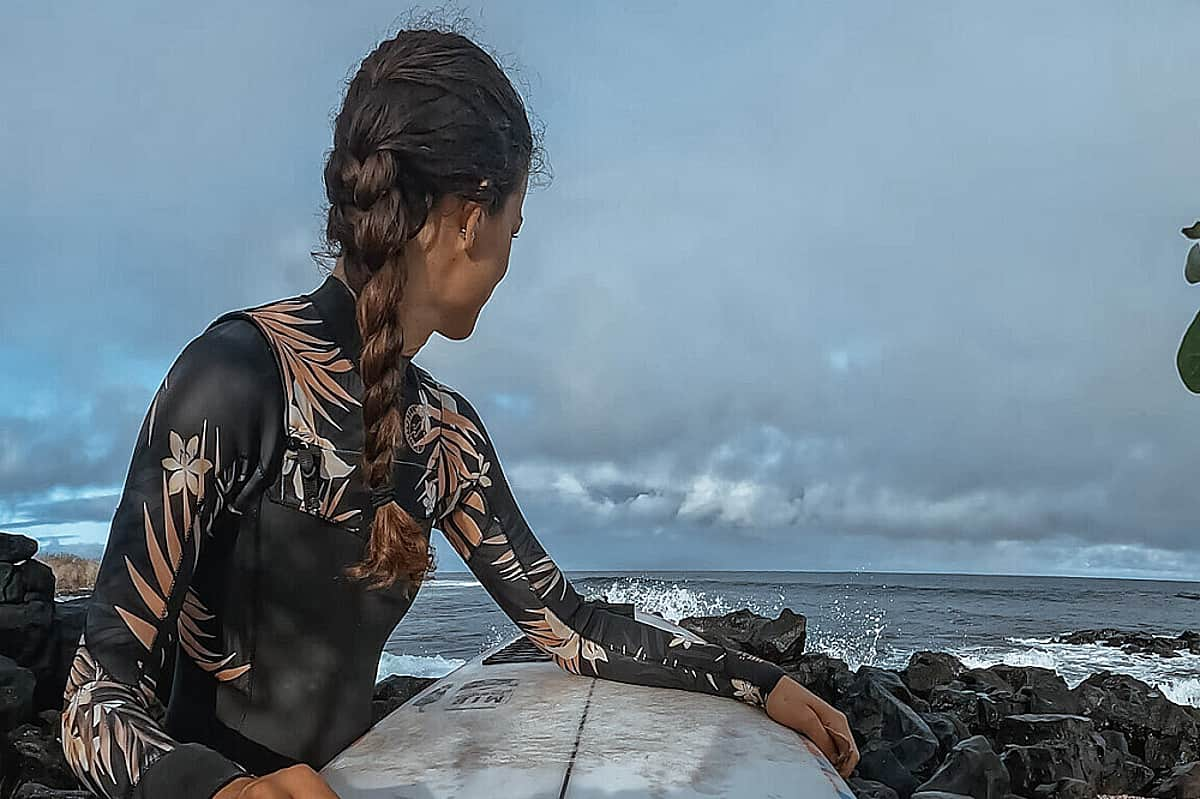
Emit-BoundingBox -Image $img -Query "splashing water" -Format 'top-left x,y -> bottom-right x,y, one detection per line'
584,574 -> 783,621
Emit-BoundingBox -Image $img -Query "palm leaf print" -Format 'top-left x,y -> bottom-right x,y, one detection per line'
407,380 -> 488,519
516,606 -> 609,676
115,423 -> 213,653
62,643 -> 179,794
178,588 -> 252,682
441,501 -> 484,560
245,301 -> 358,434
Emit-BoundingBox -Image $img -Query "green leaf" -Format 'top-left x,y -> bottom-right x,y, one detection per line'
1188,243 -> 1200,284
1178,310 -> 1200,392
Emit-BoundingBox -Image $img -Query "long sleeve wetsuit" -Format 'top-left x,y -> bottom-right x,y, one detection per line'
61,275 -> 787,799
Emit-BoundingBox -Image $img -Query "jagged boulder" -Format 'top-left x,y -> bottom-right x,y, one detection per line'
678,607 -> 809,664
911,734 -> 1011,799
3,720 -> 79,792
849,776 -> 901,799
0,534 -> 38,565
1071,671 -> 1200,771
1094,729 -> 1155,797
1052,628 -> 1200,658
678,608 -> 766,652
902,652 -> 966,697
986,665 -> 1081,715
370,674 -> 439,727
994,713 -> 1103,794
843,667 -> 941,789
749,607 -> 807,663
1149,760 -> 1200,798
919,710 -> 970,760
12,785 -> 91,799
0,655 -> 36,732
786,652 -> 856,705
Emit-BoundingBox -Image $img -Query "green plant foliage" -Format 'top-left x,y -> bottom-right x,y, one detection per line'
1187,243 -> 1200,284
1178,310 -> 1200,392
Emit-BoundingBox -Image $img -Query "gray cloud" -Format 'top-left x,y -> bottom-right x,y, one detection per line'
3,1 -> 1199,578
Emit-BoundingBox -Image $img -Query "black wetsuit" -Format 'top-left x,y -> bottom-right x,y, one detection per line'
60,275 -> 787,799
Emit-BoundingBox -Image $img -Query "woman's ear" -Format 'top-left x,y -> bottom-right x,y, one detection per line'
458,201 -> 485,250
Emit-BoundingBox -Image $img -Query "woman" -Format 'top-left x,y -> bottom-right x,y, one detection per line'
60,27 -> 860,799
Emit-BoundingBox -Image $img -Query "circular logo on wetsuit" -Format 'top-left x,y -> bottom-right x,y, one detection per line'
404,403 -> 430,454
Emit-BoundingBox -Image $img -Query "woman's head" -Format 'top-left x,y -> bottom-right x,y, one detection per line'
320,26 -> 541,591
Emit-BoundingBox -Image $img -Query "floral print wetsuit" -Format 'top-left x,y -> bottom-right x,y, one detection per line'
60,275 -> 787,799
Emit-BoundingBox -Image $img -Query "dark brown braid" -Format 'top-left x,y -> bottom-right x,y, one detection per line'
318,25 -> 545,591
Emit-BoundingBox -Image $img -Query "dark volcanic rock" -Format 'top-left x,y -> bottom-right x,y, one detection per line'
987,665 -> 1081,715
919,711 -> 969,759
0,533 -> 38,564
902,651 -> 966,697
857,745 -> 923,798
12,785 -> 91,799
370,674 -> 438,726
678,607 -> 810,664
786,652 -> 855,705
995,713 -> 1095,748
1095,729 -> 1155,797
1149,760 -> 1200,798
0,655 -> 37,731
1052,627 -> 1200,657
1071,670 -> 1200,770
844,667 -> 941,789
748,607 -> 807,663
994,713 -> 1104,794
1030,777 -> 1092,798
0,561 -> 55,604
849,776 -> 901,799
5,720 -> 79,791
42,599 -> 88,714
912,734 -> 1011,799
678,608 -> 765,652
0,601 -> 53,668
928,681 -> 1025,743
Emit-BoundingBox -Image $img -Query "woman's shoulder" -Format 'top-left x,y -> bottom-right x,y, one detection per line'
166,316 -> 281,403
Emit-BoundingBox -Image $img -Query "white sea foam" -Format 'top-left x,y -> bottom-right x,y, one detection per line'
586,575 -> 783,621
950,637 -> 1200,708
376,652 -> 465,681
423,578 -> 482,589
807,596 -> 891,672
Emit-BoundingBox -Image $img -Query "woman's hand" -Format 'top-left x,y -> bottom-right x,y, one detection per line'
764,674 -> 860,779
212,764 -> 341,799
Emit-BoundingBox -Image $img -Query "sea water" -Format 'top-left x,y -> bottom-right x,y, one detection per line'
378,570 -> 1200,709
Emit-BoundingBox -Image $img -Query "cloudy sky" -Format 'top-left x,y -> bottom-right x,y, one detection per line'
3,2 -> 1199,580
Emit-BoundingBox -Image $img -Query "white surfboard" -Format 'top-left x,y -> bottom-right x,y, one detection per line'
322,611 -> 856,798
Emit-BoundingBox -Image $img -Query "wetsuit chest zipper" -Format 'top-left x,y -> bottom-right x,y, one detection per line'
287,436 -> 322,513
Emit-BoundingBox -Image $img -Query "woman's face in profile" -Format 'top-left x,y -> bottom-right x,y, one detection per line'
427,176 -> 527,340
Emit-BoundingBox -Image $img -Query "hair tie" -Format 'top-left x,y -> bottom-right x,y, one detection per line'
370,482 -> 394,509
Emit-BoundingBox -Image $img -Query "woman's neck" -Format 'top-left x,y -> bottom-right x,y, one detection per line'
330,257 -> 428,360
331,258 -> 356,298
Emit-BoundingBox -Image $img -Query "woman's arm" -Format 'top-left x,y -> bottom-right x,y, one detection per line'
426,386 -> 786,709
61,320 -> 281,799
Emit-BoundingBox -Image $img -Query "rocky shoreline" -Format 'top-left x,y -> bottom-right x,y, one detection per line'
672,609 -> 1199,799
1,531 -> 1197,798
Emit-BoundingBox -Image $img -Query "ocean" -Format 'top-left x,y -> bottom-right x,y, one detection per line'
377,570 -> 1200,709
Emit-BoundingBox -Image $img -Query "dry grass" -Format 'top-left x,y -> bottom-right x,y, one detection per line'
42,553 -> 99,594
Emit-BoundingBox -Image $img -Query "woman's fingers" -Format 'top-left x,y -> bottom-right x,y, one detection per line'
764,676 -> 859,779
823,724 -> 860,778
805,718 -> 842,767
764,677 -> 846,769
804,699 -> 859,776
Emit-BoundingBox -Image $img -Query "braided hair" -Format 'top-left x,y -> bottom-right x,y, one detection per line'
320,27 -> 539,591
